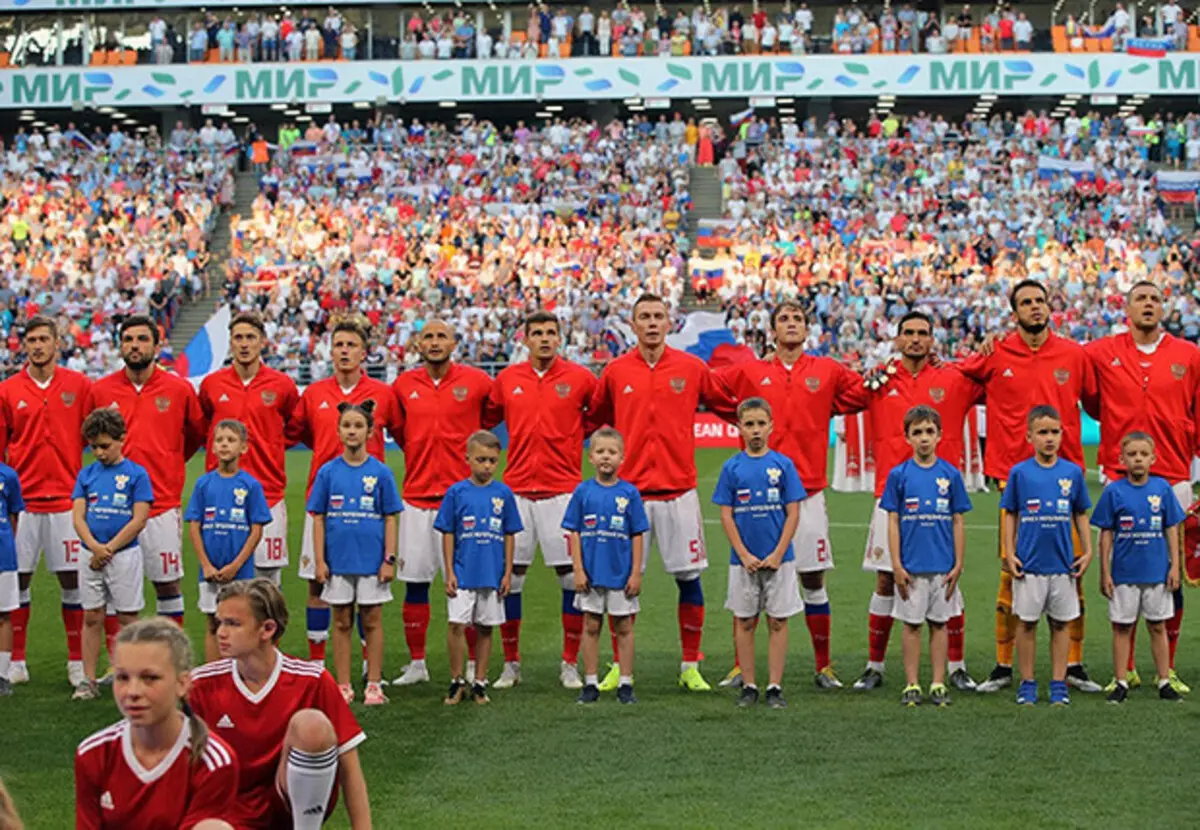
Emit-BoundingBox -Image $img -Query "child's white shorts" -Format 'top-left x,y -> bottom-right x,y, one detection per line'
447,588 -> 505,626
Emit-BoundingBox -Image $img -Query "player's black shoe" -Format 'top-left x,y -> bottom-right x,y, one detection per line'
443,679 -> 467,706
765,687 -> 787,709
852,668 -> 884,691
1160,683 -> 1184,702
948,668 -> 977,692
1107,682 -> 1129,705
737,686 -> 760,708
1066,664 -> 1103,693
975,664 -> 1013,693
471,682 -> 490,705
577,684 -> 600,705
617,684 -> 638,705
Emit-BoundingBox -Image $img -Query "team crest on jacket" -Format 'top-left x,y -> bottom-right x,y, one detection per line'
261,390 -> 278,405
669,377 -> 687,394
1172,364 -> 1187,381
362,476 -> 376,494
1148,495 -> 1162,514
114,475 -> 128,491
155,396 -> 171,412
935,477 -> 950,495
555,383 -> 572,399
452,386 -> 469,402
1058,478 -> 1073,497
233,488 -> 247,506
929,387 -> 945,403
805,377 -> 821,392
615,496 -> 628,514
491,497 -> 504,515
1053,369 -> 1070,386
60,392 -> 76,407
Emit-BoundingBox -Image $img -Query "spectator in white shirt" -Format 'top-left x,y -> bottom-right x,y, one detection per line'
1013,12 -> 1033,49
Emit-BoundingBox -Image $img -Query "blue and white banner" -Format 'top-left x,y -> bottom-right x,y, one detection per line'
1037,155 -> 1096,181
176,305 -> 231,382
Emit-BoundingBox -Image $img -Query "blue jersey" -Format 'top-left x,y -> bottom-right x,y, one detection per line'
999,457 -> 1091,575
184,469 -> 273,581
711,450 -> 806,566
434,479 -> 522,591
71,459 -> 153,552
880,458 -> 972,574
305,456 -> 402,576
562,478 -> 649,590
0,464 -> 25,572
1090,476 -> 1185,585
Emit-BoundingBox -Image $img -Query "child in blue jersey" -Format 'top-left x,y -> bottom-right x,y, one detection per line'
564,427 -> 649,706
435,430 -> 522,706
712,398 -> 805,710
70,408 -> 153,699
307,401 -> 402,707
881,405 -> 972,708
184,419 -> 272,662
0,459 -> 24,697
1091,432 -> 1185,703
1000,405 -> 1093,706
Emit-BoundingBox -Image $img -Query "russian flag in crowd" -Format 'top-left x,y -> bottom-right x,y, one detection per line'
174,305 -> 231,382
69,133 -> 97,153
1083,23 -> 1116,39
1037,155 -> 1095,181
290,140 -> 320,157
666,311 -> 756,368
1127,36 -> 1174,58
695,219 -> 735,250
1155,170 -> 1200,204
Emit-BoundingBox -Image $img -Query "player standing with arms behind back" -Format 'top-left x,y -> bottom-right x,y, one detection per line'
0,316 -> 92,687
590,293 -> 739,692
199,311 -> 300,584
487,311 -> 598,690
87,314 -> 208,629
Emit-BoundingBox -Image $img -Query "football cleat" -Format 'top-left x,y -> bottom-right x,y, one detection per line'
493,662 -> 521,690
1107,682 -> 1129,705
72,679 -> 100,701
853,668 -> 884,691
1127,668 -> 1143,689
363,683 -> 388,706
678,666 -> 712,692
443,679 -> 468,706
67,662 -> 85,688
392,662 -> 430,686
1160,683 -> 1184,702
7,662 -> 28,685
718,666 -> 744,689
1066,665 -> 1102,693
471,682 -> 490,706
976,665 -> 1013,693
559,662 -> 584,690
1168,670 -> 1190,694
765,687 -> 787,709
736,686 -> 760,708
338,684 -> 355,705
815,666 -> 843,689
1015,680 -> 1038,706
577,684 -> 600,704
929,683 -> 952,707
97,667 -> 115,687
617,684 -> 638,705
1049,680 -> 1071,706
948,668 -> 977,692
900,685 -> 922,707
597,663 -> 621,692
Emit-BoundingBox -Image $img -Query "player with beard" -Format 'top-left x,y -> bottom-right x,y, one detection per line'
87,315 -> 207,629
1085,280 -> 1200,693
486,311 -> 598,689
391,320 -> 499,687
956,281 -> 1102,694
0,316 -> 92,687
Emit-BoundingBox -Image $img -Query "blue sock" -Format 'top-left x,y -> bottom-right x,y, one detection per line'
504,592 -> 523,621
677,578 -> 704,606
405,582 -> 430,605
356,612 -> 366,646
562,590 -> 581,616
1175,587 -> 1185,609
306,606 -> 331,636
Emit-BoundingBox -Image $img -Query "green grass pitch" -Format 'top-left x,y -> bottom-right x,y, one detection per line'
5,449 -> 1200,829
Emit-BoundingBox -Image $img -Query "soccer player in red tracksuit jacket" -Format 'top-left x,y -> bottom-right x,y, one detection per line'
485,310 -> 599,691
850,311 -> 984,693
198,312 -> 300,583
955,279 -> 1102,695
283,319 -> 402,664
589,294 -> 738,692
716,301 -> 866,692
390,319 -> 500,687
87,314 -> 208,628
1085,280 -> 1200,692
0,316 -> 92,687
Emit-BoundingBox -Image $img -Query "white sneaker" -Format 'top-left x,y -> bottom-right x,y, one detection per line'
465,662 -> 477,686
8,661 -> 29,685
559,662 -> 584,690
392,661 -> 430,686
67,661 -> 85,688
494,662 -> 521,689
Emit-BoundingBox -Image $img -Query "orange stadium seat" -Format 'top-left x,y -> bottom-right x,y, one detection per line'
1052,25 -> 1067,52
1189,25 -> 1200,50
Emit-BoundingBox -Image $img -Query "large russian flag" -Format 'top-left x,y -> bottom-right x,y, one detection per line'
667,311 -> 756,368
1155,170 -> 1200,204
1127,36 -> 1173,58
1037,155 -> 1095,181
174,305 -> 231,382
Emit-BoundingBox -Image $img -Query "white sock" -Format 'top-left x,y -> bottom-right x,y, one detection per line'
585,674 -> 598,686
868,592 -> 894,617
286,746 -> 339,830
156,595 -> 184,617
410,658 -> 426,669
680,660 -> 698,672
0,652 -> 10,678
948,660 -> 966,674
867,660 -> 886,672
619,675 -> 632,686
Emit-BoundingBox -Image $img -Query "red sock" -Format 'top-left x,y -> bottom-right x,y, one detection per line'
947,613 -> 965,664
678,603 -> 704,663
402,602 -> 430,661
1168,606 -> 1184,669
561,613 -> 583,664
62,605 -> 83,662
500,619 -> 521,663
806,613 -> 832,671
868,613 -> 894,664
11,604 -> 29,662
104,614 -> 121,658
308,638 -> 326,662
1128,625 -> 1138,672
465,625 -> 477,662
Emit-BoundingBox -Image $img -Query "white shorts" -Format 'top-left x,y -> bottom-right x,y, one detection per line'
397,503 -> 444,583
254,500 -> 289,570
16,510 -> 82,574
862,500 -> 892,573
299,513 -> 316,580
0,570 -> 17,612
80,547 -> 145,613
1173,480 -> 1193,512
138,509 -> 183,583
724,563 -> 803,620
892,574 -> 963,625
645,490 -> 707,574
447,588 -> 505,626
514,493 -> 572,568
1013,573 -> 1080,623
1109,583 -> 1175,625
792,490 -> 834,573
575,587 -> 639,616
321,574 -> 394,606
198,580 -> 223,615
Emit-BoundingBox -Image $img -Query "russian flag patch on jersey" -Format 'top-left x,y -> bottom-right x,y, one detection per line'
1026,499 -> 1040,514
737,489 -> 752,504
463,516 -> 476,530
204,506 -> 217,521
330,495 -> 345,510
88,493 -> 99,506
1119,516 -> 1135,532
905,497 -> 920,512
583,514 -> 598,529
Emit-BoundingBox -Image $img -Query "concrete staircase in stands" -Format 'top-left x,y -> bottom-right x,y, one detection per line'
682,164 -> 724,311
